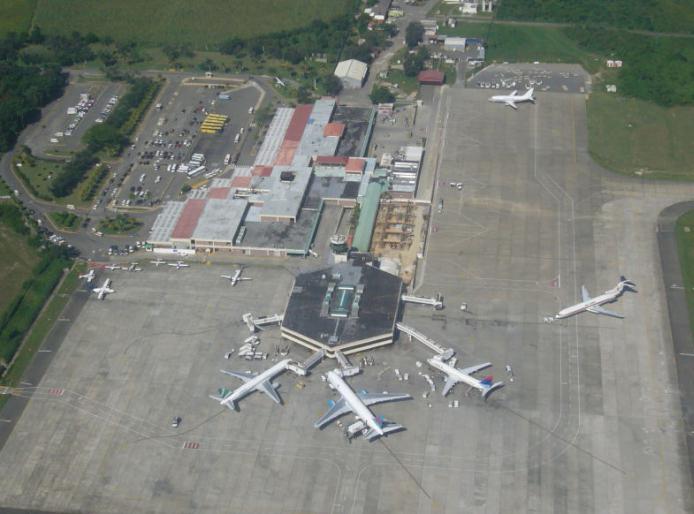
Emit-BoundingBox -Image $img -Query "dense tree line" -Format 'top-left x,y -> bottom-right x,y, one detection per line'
566,27 -> 694,106
0,32 -> 66,152
497,0 -> 694,34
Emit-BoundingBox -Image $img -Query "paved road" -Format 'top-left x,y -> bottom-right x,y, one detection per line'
657,201 -> 694,485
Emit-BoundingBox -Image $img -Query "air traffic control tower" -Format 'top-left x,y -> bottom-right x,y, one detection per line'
281,261 -> 403,357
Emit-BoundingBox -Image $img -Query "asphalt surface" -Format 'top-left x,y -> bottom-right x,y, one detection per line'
2,86 -> 694,513
657,201 -> 694,484
0,71 -> 275,263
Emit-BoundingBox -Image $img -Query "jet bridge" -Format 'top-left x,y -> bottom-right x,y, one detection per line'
334,351 -> 361,377
242,313 -> 284,332
287,349 -> 325,376
396,323 -> 455,360
401,293 -> 444,310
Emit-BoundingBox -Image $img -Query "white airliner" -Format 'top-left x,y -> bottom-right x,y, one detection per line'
210,359 -> 292,410
553,276 -> 636,320
168,261 -> 189,270
427,355 -> 504,401
104,264 -> 121,271
489,88 -> 535,110
79,269 -> 96,283
314,370 -> 411,441
150,258 -> 166,267
221,268 -> 252,286
92,278 -> 115,300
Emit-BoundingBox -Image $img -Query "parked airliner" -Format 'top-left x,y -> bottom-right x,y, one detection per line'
92,279 -> 115,300
427,354 -> 504,400
314,370 -> 411,441
210,359 -> 291,410
221,267 -> 252,286
489,88 -> 535,109
79,269 -> 96,283
553,276 -> 636,320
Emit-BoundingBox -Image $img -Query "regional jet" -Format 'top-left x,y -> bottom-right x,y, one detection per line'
92,278 -> 115,300
221,267 -> 252,286
427,354 -> 504,401
150,258 -> 166,267
314,370 -> 411,441
168,261 -> 189,270
553,276 -> 636,320
489,88 -> 535,110
79,269 -> 96,284
210,359 -> 292,410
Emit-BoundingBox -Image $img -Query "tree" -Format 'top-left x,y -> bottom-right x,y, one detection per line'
297,86 -> 312,103
369,85 -> 395,104
405,22 -> 424,49
84,124 -> 126,154
404,46 -> 430,77
321,74 -> 343,95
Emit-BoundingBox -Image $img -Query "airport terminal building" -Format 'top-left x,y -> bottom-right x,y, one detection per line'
149,98 -> 383,256
281,261 -> 403,356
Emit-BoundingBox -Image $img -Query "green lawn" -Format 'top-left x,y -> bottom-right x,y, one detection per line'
0,180 -> 12,196
0,224 -> 40,315
675,211 -> 694,343
14,153 -> 106,208
48,211 -> 81,230
32,0 -> 352,47
439,22 -> 601,72
588,91 -> 694,180
0,0 -> 36,35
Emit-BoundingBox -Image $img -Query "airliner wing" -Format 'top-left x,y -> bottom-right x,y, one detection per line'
505,101 -> 518,110
221,370 -> 257,382
510,90 -> 517,96
459,362 -> 492,376
581,285 -> 591,302
315,399 -> 351,428
358,391 -> 411,406
256,380 -> 282,404
587,305 -> 624,318
442,376 -> 459,396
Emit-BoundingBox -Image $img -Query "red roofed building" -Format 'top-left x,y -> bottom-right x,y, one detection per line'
314,155 -> 349,167
418,69 -> 445,86
171,199 -> 206,240
323,122 -> 345,138
230,176 -> 252,188
252,165 -> 273,177
207,187 -> 231,199
345,157 -> 366,175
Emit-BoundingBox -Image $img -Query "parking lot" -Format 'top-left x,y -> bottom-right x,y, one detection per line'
469,62 -> 589,93
111,74 -> 263,209
24,76 -> 126,157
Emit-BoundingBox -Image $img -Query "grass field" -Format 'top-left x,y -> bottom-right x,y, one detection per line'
0,0 -> 36,35
588,91 -> 694,180
675,211 -> 694,344
48,211 -> 81,231
439,22 -> 601,72
14,155 -> 105,208
0,224 -> 40,315
31,0 -> 352,47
